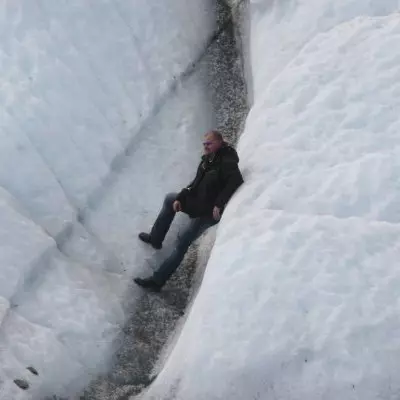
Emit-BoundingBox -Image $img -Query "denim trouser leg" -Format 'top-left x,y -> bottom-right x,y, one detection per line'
152,217 -> 218,286
150,192 -> 178,245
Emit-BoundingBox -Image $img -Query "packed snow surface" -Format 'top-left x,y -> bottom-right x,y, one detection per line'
141,1 -> 400,399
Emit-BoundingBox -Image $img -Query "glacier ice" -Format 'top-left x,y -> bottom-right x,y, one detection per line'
0,0 -> 217,398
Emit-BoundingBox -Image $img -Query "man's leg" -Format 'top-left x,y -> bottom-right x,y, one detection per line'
148,192 -> 178,246
152,217 -> 217,287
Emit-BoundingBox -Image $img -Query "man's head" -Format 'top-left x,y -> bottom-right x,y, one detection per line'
203,130 -> 224,155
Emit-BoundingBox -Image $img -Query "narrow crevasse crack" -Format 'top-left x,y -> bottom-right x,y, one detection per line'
75,2 -> 250,399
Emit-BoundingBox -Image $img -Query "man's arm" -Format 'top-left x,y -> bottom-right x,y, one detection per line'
214,160 -> 244,209
176,163 -> 202,202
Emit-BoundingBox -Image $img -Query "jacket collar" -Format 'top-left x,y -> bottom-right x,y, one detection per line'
201,142 -> 228,162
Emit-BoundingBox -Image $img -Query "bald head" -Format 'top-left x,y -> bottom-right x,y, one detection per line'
203,130 -> 224,155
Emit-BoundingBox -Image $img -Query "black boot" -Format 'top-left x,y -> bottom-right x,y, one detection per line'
138,232 -> 162,250
134,277 -> 162,292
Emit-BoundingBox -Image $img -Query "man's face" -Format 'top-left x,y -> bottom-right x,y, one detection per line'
203,133 -> 222,155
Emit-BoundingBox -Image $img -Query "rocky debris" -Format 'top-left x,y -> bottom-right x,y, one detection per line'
14,378 -> 29,390
27,366 -> 39,376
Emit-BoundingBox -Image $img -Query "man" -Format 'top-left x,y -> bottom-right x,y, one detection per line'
134,130 -> 243,292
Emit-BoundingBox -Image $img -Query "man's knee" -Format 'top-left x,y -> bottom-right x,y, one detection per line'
164,192 -> 178,207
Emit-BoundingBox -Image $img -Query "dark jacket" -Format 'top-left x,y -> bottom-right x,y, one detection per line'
176,143 -> 244,218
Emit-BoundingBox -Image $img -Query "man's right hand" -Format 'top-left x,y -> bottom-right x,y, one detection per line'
173,200 -> 182,212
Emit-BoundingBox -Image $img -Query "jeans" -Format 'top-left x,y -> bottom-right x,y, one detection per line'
150,192 -> 218,286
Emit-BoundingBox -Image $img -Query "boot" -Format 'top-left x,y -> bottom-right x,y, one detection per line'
134,277 -> 162,292
138,232 -> 162,250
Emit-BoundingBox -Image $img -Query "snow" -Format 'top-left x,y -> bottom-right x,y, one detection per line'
2,0 -> 400,399
0,1 -> 216,398
140,1 -> 400,399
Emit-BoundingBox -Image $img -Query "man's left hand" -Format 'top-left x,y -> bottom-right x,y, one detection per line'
213,206 -> 221,221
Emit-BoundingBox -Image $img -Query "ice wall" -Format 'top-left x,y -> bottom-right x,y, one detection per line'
0,0 -> 214,233
0,1 -> 216,398
140,1 -> 400,399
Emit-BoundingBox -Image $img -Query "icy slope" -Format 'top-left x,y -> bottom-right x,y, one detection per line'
0,1 -> 216,398
0,0 -> 214,232
140,1 -> 400,399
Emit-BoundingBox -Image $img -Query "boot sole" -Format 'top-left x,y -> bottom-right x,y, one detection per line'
134,279 -> 162,292
138,235 -> 162,250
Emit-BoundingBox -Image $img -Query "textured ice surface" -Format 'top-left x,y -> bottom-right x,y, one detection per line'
0,0 -> 214,220
0,1 -> 216,398
141,1 -> 400,399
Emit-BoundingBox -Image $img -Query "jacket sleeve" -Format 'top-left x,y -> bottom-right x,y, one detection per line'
214,160 -> 244,209
176,164 -> 201,202
176,187 -> 189,203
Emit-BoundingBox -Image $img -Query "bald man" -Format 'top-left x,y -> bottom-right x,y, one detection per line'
134,130 -> 244,291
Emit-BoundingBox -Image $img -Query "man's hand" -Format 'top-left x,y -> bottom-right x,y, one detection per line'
213,206 -> 221,221
173,200 -> 182,212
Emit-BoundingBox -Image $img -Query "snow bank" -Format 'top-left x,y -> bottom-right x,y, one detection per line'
141,1 -> 400,399
0,1 -> 216,398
